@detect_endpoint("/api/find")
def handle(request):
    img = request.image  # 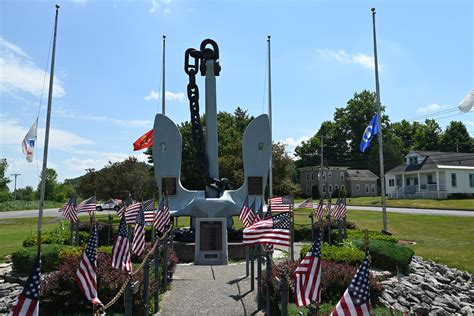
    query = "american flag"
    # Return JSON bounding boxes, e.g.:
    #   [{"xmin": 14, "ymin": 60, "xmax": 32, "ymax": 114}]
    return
[
  {"xmin": 325, "ymin": 199, "xmax": 332, "ymax": 217},
  {"xmin": 269, "ymin": 196, "xmax": 292, "ymax": 213},
  {"xmin": 331, "ymin": 254, "xmax": 371, "ymax": 316},
  {"xmin": 243, "ymin": 212, "xmax": 290, "ymax": 247},
  {"xmin": 315, "ymin": 198, "xmax": 324, "ymax": 220},
  {"xmin": 59, "ymin": 196, "xmax": 79, "ymax": 223},
  {"xmin": 256, "ymin": 200, "xmax": 263, "ymax": 221},
  {"xmin": 10, "ymin": 253, "xmax": 41, "ymax": 316},
  {"xmin": 239, "ymin": 197, "xmax": 257, "ymax": 228},
  {"xmin": 154, "ymin": 196, "xmax": 170, "ymax": 233},
  {"xmin": 116, "ymin": 195, "xmax": 133, "ymax": 218},
  {"xmin": 77, "ymin": 196, "xmax": 96, "ymax": 214},
  {"xmin": 142, "ymin": 199, "xmax": 156, "ymax": 223},
  {"xmin": 294, "ymin": 230, "xmax": 322, "ymax": 307},
  {"xmin": 111, "ymin": 217, "xmax": 132, "ymax": 272},
  {"xmin": 299, "ymin": 198, "xmax": 313, "ymax": 209},
  {"xmin": 332, "ymin": 198, "xmax": 347, "ymax": 221},
  {"xmin": 76, "ymin": 225, "xmax": 101, "ymax": 306},
  {"xmin": 132, "ymin": 208, "xmax": 145, "ymax": 256},
  {"xmin": 124, "ymin": 201, "xmax": 142, "ymax": 225}
]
